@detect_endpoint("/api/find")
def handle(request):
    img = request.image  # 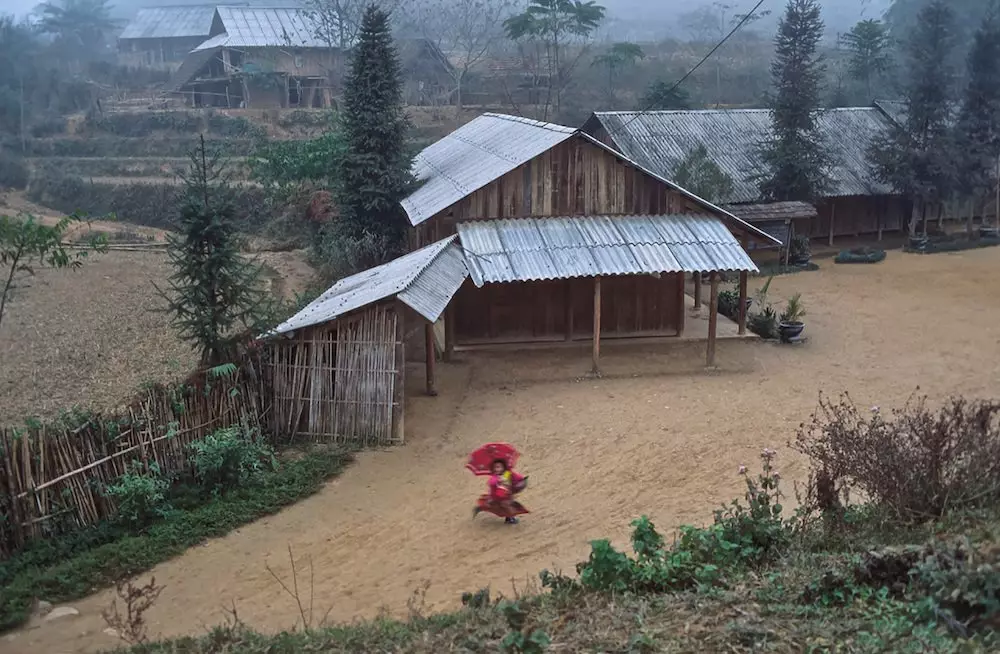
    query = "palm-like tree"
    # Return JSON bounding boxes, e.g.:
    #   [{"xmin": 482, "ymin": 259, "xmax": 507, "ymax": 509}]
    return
[
  {"xmin": 504, "ymin": 0, "xmax": 606, "ymax": 116},
  {"xmin": 591, "ymin": 41, "xmax": 643, "ymax": 107}
]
